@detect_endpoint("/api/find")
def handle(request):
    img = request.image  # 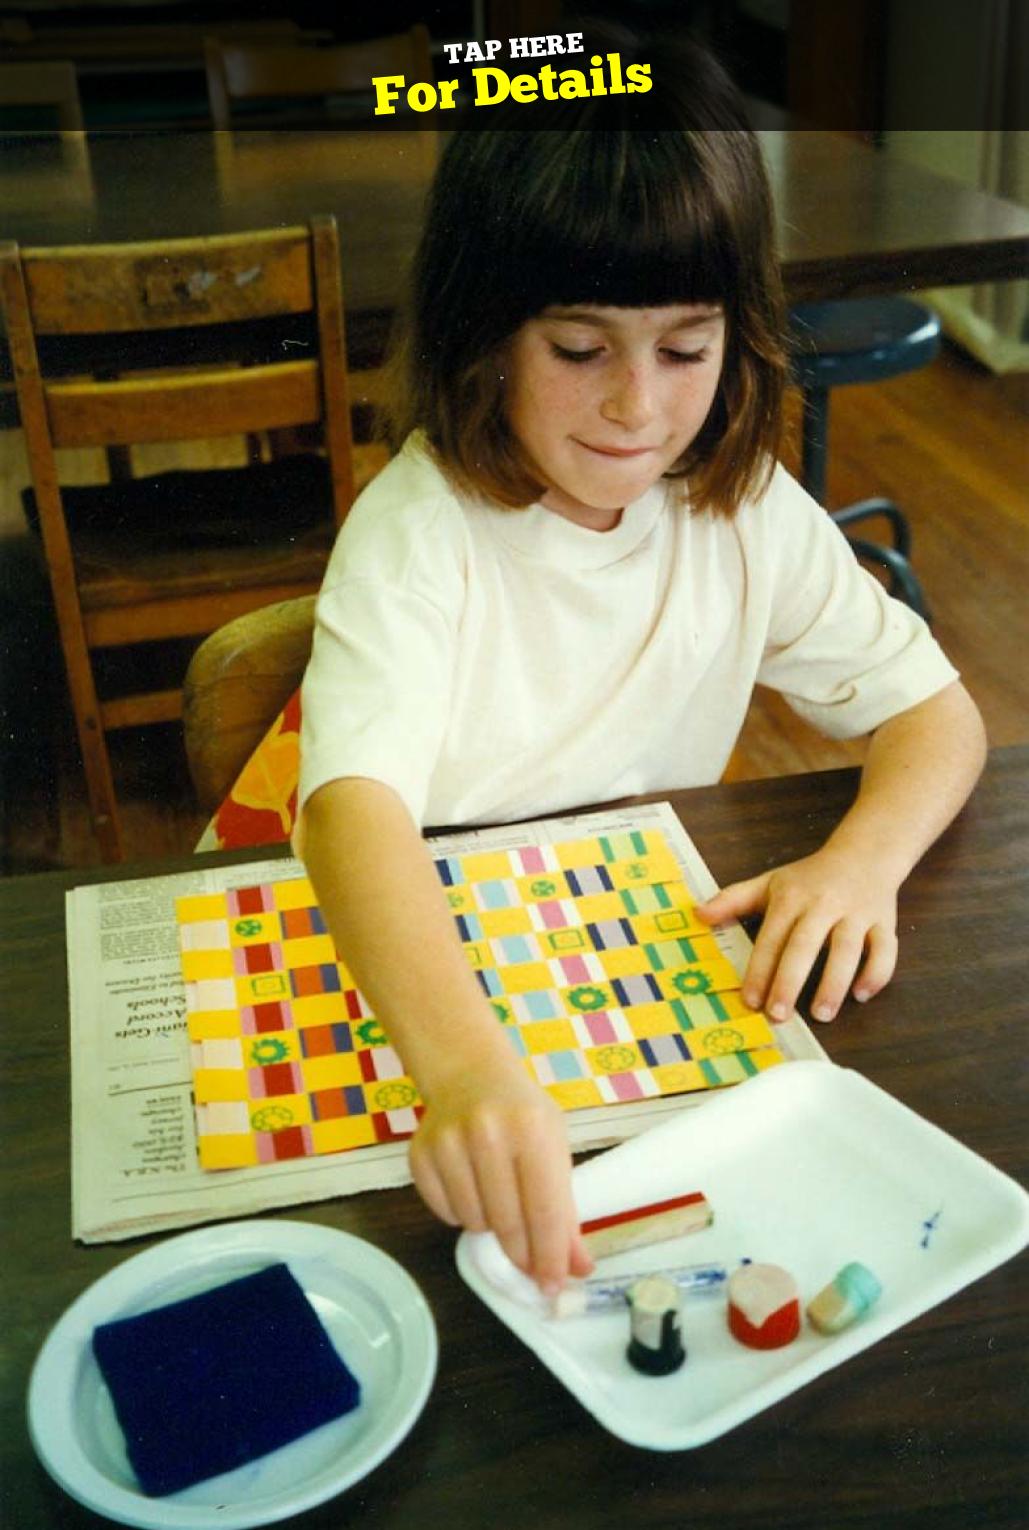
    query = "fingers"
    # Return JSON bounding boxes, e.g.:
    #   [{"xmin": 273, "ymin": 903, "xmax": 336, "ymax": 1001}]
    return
[
  {"xmin": 808, "ymin": 919, "xmax": 869, "ymax": 1022},
  {"xmin": 569, "ymin": 1227, "xmax": 595, "ymax": 1280},
  {"xmin": 514, "ymin": 1132, "xmax": 590, "ymax": 1293},
  {"xmin": 408, "ymin": 1133, "xmax": 457, "ymax": 1225},
  {"xmin": 747, "ymin": 910, "xmax": 899, "ymax": 1023},
  {"xmin": 410, "ymin": 1103, "xmax": 587, "ymax": 1291},
  {"xmin": 695, "ymin": 873, "xmax": 770, "ymax": 927},
  {"xmin": 853, "ymin": 923, "xmax": 899, "ymax": 1004},
  {"xmin": 409, "ymin": 1129, "xmax": 481, "ymax": 1230},
  {"xmin": 475, "ymin": 1123, "xmax": 532, "ymax": 1276},
  {"xmin": 740, "ymin": 896, "xmax": 800, "ymax": 1013},
  {"xmin": 808, "ymin": 920, "xmax": 897, "ymax": 1020}
]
